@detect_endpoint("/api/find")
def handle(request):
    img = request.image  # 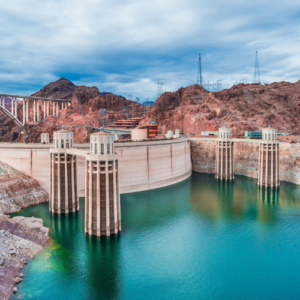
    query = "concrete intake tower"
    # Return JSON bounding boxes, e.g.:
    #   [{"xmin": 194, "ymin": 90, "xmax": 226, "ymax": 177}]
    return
[
  {"xmin": 258, "ymin": 126, "xmax": 279, "ymax": 188},
  {"xmin": 50, "ymin": 129, "xmax": 78, "ymax": 214},
  {"xmin": 85, "ymin": 132, "xmax": 121, "ymax": 236},
  {"xmin": 215, "ymin": 126, "xmax": 234, "ymax": 180}
]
